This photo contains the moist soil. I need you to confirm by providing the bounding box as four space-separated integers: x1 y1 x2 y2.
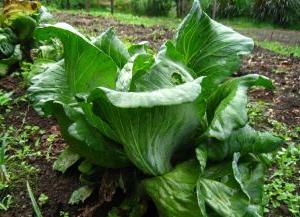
0 12 299 217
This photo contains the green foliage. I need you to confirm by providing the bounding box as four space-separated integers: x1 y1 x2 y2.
0 90 12 107
27 181 43 217
0 92 54 214
0 28 20 76
0 195 13 211
248 100 299 216
38 193 49 206
215 0 253 18
29 0 282 216
253 0 300 26
204 0 299 27
68 185 93 205
264 144 300 215
0 3 53 77
131 0 173 16
53 148 80 173
256 41 300 58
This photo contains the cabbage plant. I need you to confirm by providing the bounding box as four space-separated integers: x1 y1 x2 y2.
29 1 282 216
0 1 53 76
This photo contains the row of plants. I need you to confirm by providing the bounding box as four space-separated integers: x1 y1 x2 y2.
212 0 300 26
28 0 283 216
175 0 300 26
41 0 300 27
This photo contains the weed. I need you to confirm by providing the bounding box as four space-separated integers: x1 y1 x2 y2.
248 101 299 141
27 181 43 217
247 100 268 127
248 100 300 216
38 193 49 207
0 90 13 107
263 144 300 215
60 211 70 217
0 195 13 211
45 134 57 160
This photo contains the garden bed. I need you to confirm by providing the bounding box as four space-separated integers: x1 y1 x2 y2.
0 12 299 217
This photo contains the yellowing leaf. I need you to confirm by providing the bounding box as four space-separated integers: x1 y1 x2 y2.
3 0 41 21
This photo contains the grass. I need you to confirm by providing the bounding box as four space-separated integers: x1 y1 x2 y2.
256 41 300 57
219 17 276 29
50 6 300 31
50 7 181 28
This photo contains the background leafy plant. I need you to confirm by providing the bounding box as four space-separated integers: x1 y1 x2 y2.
0 1 53 76
253 0 300 26
130 0 173 16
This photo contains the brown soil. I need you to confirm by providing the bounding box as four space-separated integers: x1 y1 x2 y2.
0 77 81 217
238 28 300 45
54 12 175 50
241 47 300 127
0 12 299 217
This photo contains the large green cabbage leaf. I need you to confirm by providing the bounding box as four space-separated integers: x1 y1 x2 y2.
143 161 202 217
29 24 130 168
175 0 254 95
143 153 267 217
88 78 204 175
196 153 266 217
92 27 130 68
205 74 273 140
34 23 119 92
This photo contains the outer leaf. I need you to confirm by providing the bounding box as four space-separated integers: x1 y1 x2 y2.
175 0 253 86
197 178 261 217
0 28 16 58
35 23 118 92
0 44 22 76
10 15 37 42
232 153 265 204
196 154 267 217
203 125 282 161
50 103 129 168
68 118 129 168
29 60 75 114
68 185 93 205
89 78 203 175
206 74 273 140
53 147 80 173
3 0 41 20
93 27 130 68
29 59 129 168
31 24 121 139
143 161 202 217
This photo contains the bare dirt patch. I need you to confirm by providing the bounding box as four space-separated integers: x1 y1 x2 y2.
238 28 300 45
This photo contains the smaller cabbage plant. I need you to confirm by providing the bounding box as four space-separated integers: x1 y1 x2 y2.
0 0 53 76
